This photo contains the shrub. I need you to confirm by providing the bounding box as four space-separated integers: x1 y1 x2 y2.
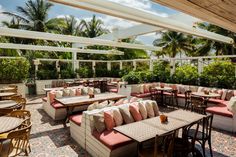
153 60 170 82
76 66 93 78
122 71 141 84
37 69 58 80
200 60 236 89
0 58 30 83
60 69 76 79
173 64 199 85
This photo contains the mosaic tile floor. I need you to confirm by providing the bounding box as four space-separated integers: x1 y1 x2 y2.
25 97 236 157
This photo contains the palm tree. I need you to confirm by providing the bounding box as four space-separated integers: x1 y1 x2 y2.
153 31 192 58
2 0 54 32
79 15 109 38
196 23 236 55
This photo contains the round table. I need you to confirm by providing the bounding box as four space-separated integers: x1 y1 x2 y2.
0 92 15 100
155 87 173 106
0 87 15 92
0 100 18 109
0 117 23 134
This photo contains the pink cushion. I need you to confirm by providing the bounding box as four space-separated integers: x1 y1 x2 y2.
49 91 56 104
208 98 225 104
104 111 115 130
130 92 139 97
206 104 233 118
114 99 124 106
51 102 64 109
109 88 118 93
177 94 185 98
76 88 82 96
70 113 82 126
170 84 177 90
234 90 236 96
163 92 172 96
134 93 151 98
129 104 142 121
92 130 132 150
42 97 47 102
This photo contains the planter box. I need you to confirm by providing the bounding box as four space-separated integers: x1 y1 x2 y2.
0 83 26 98
118 84 134 99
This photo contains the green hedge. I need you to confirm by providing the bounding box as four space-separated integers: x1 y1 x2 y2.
76 66 93 78
0 58 30 83
173 64 199 85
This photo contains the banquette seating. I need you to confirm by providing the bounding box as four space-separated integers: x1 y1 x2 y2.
69 99 159 157
129 83 236 132
42 86 101 120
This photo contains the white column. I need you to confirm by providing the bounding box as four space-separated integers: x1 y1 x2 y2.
198 58 203 74
33 59 40 79
92 61 96 77
119 61 123 70
170 58 175 75
56 60 60 79
72 51 77 71
107 62 111 71
149 59 153 71
133 60 136 70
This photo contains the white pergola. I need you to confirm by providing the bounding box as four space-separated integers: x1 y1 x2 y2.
0 0 235 72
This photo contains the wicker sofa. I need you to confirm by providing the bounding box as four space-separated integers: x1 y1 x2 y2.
42 86 101 120
70 100 159 157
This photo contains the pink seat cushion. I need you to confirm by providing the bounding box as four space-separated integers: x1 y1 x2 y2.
109 88 118 93
134 93 151 98
208 98 225 104
163 92 172 96
131 92 139 97
70 114 82 126
177 94 185 98
92 130 133 150
51 102 65 109
206 104 233 118
42 97 47 102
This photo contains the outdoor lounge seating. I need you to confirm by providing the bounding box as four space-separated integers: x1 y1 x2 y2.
70 100 159 157
126 82 236 132
42 86 101 120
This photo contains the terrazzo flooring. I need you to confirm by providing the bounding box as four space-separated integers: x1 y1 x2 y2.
25 96 236 157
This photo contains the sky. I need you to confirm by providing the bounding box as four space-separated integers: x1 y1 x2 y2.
0 0 180 45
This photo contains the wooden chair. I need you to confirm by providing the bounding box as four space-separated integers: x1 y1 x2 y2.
8 85 18 94
173 120 200 157
191 96 206 114
11 97 26 110
139 131 176 157
165 89 179 108
184 90 192 110
9 110 31 120
188 114 214 157
0 123 32 156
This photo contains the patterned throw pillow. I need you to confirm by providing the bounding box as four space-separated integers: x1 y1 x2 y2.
113 109 123 126
87 102 99 111
138 102 147 119
63 89 70 97
114 99 124 106
119 105 134 124
197 87 205 93
129 103 142 121
129 97 139 103
93 113 106 133
81 87 88 95
104 111 115 130
149 101 159 116
131 85 140 94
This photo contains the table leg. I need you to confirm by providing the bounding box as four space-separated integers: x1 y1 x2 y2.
64 106 75 125
161 90 164 106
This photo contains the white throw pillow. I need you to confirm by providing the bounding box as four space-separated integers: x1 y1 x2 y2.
131 85 140 93
55 90 63 98
227 97 236 113
197 87 205 93
69 88 76 96
221 89 228 100
139 84 144 93
63 89 70 96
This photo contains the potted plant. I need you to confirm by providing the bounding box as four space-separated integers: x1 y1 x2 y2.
26 78 36 95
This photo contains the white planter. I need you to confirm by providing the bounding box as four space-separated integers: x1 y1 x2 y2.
118 84 137 99
0 83 26 98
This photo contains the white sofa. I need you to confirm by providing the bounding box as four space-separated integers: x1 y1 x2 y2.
70 100 159 157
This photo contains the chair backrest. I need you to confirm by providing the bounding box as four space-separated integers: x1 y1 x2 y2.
172 89 178 97
0 108 14 116
9 110 31 120
8 85 18 94
183 120 200 151
155 131 176 157
202 114 214 139
185 90 192 100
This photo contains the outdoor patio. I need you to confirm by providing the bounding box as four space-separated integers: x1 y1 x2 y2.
26 96 235 157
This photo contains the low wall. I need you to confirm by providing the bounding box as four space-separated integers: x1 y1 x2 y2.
0 83 26 98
